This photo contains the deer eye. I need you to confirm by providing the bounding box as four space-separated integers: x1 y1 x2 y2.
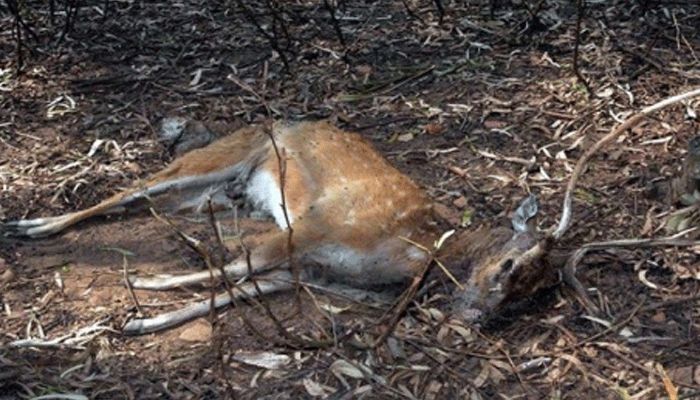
499 259 514 275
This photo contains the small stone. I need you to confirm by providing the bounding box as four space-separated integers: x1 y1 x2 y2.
179 318 213 342
651 311 666 323
452 196 468 209
483 119 506 129
433 203 460 226
424 123 445 135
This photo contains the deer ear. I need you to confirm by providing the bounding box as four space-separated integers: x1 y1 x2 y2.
511 194 538 233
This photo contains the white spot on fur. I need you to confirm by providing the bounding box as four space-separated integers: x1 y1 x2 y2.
344 209 356 225
245 170 294 228
407 246 427 261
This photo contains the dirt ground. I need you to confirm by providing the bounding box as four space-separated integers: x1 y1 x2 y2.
1 1 699 399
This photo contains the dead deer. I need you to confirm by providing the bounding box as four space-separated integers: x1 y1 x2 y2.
2 121 553 333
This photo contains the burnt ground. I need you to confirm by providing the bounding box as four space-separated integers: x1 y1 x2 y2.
0 1 699 399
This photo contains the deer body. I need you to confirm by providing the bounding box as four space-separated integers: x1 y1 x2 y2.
3 121 542 334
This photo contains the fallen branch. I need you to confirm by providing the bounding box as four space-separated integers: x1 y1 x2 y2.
6 318 114 349
553 87 700 241
517 87 700 309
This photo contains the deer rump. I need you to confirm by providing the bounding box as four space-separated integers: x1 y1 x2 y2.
2 121 554 334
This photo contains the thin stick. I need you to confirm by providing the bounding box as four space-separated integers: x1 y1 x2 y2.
205 201 223 329
572 0 592 96
371 257 432 348
398 235 463 290
400 0 426 24
121 254 143 316
322 0 345 45
577 298 646 346
125 208 293 336
227 75 300 312
234 0 291 73
237 234 300 347
213 211 280 345
433 0 445 24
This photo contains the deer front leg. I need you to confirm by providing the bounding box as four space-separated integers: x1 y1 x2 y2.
128 254 278 290
129 225 313 290
123 270 294 335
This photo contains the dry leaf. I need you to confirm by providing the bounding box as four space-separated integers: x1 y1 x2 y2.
303 378 333 397
320 303 350 314
582 315 612 328
434 203 461 226
233 351 290 369
437 325 450 343
190 68 204 87
330 359 364 379
651 311 666 323
637 269 659 290
473 362 491 388
427 307 444 321
668 366 694 385
447 324 474 341
397 133 414 142
178 319 212 342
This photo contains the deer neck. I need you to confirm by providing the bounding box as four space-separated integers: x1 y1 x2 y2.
436 226 513 279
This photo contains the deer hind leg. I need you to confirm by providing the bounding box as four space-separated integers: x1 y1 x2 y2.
2 127 269 238
1 165 245 238
123 270 294 335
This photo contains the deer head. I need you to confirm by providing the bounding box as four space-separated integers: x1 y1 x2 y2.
444 195 545 321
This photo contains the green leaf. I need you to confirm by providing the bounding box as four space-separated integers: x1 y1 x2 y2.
461 208 474 227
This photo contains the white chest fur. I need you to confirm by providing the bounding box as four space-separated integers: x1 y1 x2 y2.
245 169 294 228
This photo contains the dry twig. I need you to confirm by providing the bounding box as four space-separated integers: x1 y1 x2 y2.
572 0 592 96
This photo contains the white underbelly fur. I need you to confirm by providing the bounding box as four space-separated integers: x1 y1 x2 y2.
245 169 294 228
309 243 426 286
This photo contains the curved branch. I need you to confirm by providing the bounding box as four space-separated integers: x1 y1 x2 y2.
552 87 700 240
